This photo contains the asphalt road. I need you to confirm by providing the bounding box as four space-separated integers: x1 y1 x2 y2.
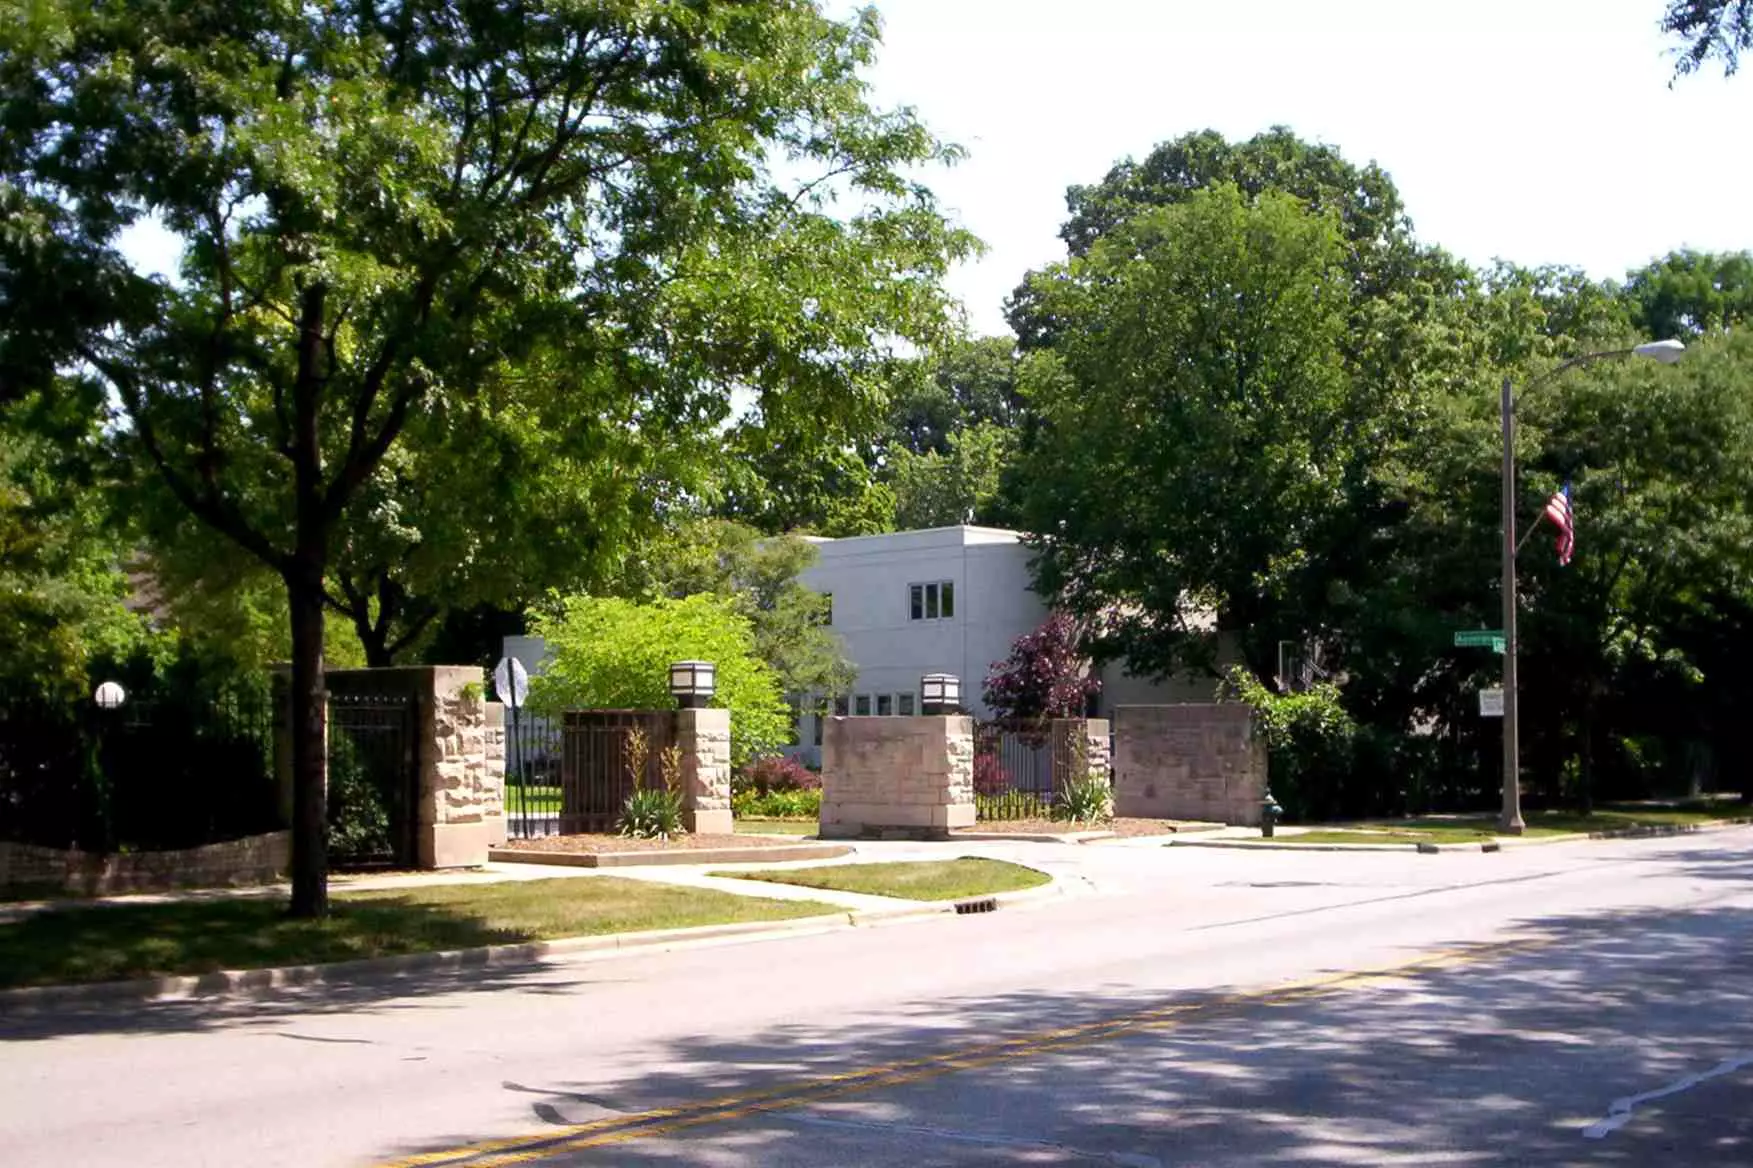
3 830 1752 1167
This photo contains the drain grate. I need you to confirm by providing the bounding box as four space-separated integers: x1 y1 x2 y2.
954 896 998 914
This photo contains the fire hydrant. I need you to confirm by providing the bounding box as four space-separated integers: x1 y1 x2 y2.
1261 790 1283 838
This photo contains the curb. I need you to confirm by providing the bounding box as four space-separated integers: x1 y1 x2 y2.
1165 818 1753 853
950 830 1115 845
486 843 851 868
0 871 1065 1012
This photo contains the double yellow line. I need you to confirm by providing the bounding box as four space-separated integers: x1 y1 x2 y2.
377 934 1554 1166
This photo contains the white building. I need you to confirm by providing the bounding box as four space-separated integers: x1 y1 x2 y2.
790 525 1216 763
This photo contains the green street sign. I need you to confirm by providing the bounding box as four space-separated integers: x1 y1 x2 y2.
1454 630 1506 653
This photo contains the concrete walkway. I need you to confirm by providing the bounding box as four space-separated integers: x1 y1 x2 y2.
0 838 1046 924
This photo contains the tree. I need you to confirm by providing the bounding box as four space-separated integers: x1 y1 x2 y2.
630 518 855 703
529 593 791 766
982 613 1099 727
1663 0 1753 77
1623 249 1753 340
0 395 148 702
885 336 1022 458
1012 185 1357 681
1 2 972 914
889 420 1015 529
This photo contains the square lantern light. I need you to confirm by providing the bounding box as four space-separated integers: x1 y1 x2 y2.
920 673 960 715
669 660 716 709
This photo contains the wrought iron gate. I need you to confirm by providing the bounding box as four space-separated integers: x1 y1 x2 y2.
326 693 419 868
560 711 674 835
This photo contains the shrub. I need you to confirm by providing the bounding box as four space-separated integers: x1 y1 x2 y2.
733 754 820 796
618 787 685 839
972 751 1011 796
1221 666 1359 822
732 788 821 819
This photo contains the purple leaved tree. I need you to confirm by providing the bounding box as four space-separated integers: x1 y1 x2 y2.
982 613 1101 730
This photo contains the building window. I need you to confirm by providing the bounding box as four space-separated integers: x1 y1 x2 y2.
876 694 893 716
908 580 955 621
898 692 915 716
855 694 871 716
813 712 824 746
834 695 849 717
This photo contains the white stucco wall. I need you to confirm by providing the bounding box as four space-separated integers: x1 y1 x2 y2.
798 525 1048 724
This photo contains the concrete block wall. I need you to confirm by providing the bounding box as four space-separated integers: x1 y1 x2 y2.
820 715 975 839
1112 704 1266 825
483 701 507 847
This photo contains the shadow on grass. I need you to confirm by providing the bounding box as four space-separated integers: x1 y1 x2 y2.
362 847 1753 1166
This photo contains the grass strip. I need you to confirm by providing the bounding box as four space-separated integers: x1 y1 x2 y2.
0 876 837 990
716 857 1050 901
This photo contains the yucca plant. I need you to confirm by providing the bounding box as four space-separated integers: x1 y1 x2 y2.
618 787 686 839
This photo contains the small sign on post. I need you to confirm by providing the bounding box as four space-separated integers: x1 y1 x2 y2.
1454 629 1506 654
493 656 532 803
1478 687 1505 718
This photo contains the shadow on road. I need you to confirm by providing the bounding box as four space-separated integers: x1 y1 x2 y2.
368 895 1753 1165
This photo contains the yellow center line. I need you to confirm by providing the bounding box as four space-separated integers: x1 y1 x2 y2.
375 934 1555 1167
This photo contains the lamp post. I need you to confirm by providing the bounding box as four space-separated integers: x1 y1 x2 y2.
668 661 716 710
920 673 961 716
1498 339 1685 834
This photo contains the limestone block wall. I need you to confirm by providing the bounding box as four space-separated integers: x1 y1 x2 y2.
820 715 975 839
675 707 733 835
1112 704 1266 825
483 701 507 847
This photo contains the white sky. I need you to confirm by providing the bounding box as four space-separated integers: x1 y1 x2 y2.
120 1 1750 341
844 0 1753 335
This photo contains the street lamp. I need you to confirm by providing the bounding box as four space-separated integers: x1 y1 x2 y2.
1497 339 1685 833
668 661 716 710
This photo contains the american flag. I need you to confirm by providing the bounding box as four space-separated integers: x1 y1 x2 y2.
1543 483 1574 566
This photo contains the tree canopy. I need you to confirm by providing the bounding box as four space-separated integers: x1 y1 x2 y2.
0 0 973 914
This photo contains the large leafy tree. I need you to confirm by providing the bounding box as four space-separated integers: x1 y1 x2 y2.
1623 249 1753 340
1663 0 1753 76
1013 185 1357 680
0 1 972 914
628 518 855 704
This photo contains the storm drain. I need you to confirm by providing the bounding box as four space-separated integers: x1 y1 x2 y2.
954 896 999 914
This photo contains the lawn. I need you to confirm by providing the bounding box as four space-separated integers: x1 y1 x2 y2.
504 785 561 814
716 857 1050 901
1282 805 1745 846
0 877 838 990
733 818 818 837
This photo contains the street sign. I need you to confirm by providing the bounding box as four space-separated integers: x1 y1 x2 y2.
1478 687 1505 717
492 656 530 710
1454 629 1505 648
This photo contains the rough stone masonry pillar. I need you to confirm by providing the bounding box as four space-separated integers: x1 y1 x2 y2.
419 666 493 868
482 701 507 847
675 706 733 835
819 715 976 840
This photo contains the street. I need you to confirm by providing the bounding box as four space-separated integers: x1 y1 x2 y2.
3 830 1751 1167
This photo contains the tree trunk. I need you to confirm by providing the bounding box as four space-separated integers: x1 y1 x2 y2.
286 559 330 918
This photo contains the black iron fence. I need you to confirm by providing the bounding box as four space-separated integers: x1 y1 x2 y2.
326 692 420 869
973 720 1056 821
0 687 279 854
501 710 563 839
560 710 674 835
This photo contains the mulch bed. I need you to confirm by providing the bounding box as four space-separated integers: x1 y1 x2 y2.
500 833 816 854
956 817 1195 838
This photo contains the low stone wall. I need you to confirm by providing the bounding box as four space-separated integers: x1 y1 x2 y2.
820 715 975 839
0 831 291 897
1112 704 1266 825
